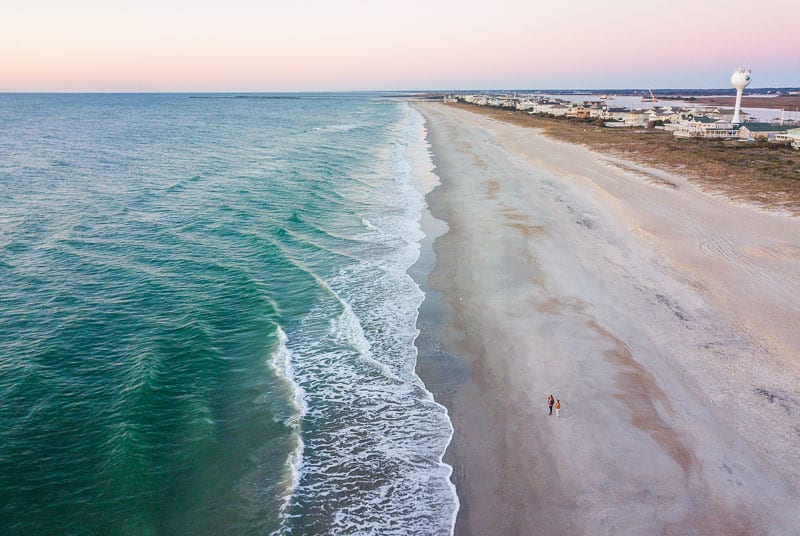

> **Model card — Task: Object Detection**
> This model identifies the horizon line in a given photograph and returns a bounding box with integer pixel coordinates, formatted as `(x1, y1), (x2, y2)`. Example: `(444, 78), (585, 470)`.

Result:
(2, 86), (799, 95)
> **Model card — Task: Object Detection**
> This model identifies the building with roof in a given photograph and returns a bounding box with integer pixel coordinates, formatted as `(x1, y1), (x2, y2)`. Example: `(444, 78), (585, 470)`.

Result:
(601, 107), (628, 122)
(624, 109), (650, 126)
(516, 100), (537, 111)
(672, 116), (739, 138)
(544, 103), (570, 117)
(738, 123), (793, 141)
(775, 127), (800, 149)
(568, 103), (595, 119)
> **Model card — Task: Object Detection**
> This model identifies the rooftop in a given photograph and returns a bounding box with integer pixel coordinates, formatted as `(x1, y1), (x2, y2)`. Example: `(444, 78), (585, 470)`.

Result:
(740, 123), (792, 132)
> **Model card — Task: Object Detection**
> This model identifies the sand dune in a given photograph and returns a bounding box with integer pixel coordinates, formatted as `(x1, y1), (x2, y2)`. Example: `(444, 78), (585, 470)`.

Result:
(413, 101), (800, 536)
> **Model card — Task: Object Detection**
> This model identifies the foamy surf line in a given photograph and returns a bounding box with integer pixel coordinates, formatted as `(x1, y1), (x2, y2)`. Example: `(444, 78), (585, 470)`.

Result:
(267, 101), (458, 535)
(268, 326), (307, 535)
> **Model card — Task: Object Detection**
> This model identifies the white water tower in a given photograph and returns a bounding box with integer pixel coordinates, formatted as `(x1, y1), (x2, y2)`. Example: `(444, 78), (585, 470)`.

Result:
(731, 67), (751, 124)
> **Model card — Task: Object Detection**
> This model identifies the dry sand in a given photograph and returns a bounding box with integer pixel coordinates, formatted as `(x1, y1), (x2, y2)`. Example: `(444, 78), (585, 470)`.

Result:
(412, 101), (800, 536)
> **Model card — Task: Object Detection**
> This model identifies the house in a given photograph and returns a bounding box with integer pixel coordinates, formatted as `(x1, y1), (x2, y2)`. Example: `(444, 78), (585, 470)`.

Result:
(545, 103), (570, 117)
(665, 109), (688, 124)
(624, 109), (649, 126)
(531, 100), (562, 115)
(588, 105), (605, 119)
(516, 100), (536, 111)
(582, 102), (606, 119)
(646, 106), (681, 124)
(775, 127), (800, 149)
(672, 116), (739, 138)
(568, 103), (592, 119)
(738, 123), (792, 141)
(601, 107), (628, 121)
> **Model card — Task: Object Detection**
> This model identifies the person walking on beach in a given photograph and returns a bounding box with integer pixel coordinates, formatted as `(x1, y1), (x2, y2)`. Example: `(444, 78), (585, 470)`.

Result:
(555, 399), (561, 418)
(547, 394), (554, 416)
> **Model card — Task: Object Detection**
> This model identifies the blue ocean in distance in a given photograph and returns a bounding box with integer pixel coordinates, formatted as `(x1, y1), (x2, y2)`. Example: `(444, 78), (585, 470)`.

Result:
(0, 93), (457, 535)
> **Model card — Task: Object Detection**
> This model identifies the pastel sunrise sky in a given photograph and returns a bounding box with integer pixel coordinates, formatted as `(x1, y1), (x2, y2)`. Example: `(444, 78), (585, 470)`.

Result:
(3, 0), (798, 91)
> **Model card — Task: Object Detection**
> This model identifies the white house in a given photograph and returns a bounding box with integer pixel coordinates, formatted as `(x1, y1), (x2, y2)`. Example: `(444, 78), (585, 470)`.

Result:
(672, 116), (739, 138)
(624, 109), (649, 126)
(775, 127), (800, 149)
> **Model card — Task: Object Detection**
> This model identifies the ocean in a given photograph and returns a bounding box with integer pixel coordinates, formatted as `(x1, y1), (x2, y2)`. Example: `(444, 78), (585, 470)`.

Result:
(0, 94), (457, 535)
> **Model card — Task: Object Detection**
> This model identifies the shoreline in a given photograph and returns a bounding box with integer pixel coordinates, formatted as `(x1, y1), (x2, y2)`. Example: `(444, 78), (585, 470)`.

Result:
(412, 101), (800, 535)
(403, 101), (461, 533)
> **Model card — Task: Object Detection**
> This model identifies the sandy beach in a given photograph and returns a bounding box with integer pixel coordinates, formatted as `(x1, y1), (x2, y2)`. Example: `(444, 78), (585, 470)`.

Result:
(412, 101), (800, 535)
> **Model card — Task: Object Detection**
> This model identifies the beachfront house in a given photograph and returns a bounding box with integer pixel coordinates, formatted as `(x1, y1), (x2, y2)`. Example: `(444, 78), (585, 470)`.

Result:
(545, 103), (570, 117)
(588, 104), (606, 119)
(667, 109), (688, 124)
(671, 116), (739, 138)
(567, 103), (592, 119)
(530, 101), (559, 115)
(600, 107), (628, 122)
(645, 109), (665, 124)
(646, 107), (682, 124)
(624, 109), (649, 126)
(738, 123), (793, 141)
(533, 102), (548, 114)
(567, 102), (603, 119)
(775, 127), (800, 149)
(587, 102), (606, 119)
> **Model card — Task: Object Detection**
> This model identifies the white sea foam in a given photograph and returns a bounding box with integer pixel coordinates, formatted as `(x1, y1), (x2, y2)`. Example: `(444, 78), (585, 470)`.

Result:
(328, 297), (403, 383)
(278, 101), (458, 534)
(268, 326), (307, 535)
(360, 216), (381, 233)
(311, 123), (363, 133)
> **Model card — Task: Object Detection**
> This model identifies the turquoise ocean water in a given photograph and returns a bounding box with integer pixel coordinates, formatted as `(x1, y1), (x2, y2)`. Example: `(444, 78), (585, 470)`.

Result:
(0, 94), (456, 535)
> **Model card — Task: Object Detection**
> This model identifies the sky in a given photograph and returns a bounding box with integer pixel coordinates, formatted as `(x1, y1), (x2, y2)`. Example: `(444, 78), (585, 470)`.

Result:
(2, 0), (798, 91)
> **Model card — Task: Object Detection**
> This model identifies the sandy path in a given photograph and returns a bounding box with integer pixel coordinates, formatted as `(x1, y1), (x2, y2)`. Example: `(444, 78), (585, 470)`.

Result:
(413, 102), (800, 536)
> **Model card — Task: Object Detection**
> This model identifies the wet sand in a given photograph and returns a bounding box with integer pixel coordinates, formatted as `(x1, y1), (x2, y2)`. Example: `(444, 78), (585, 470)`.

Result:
(412, 101), (800, 535)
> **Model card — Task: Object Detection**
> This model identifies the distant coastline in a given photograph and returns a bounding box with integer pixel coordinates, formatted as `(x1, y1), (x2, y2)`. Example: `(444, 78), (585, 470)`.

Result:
(416, 89), (800, 110)
(441, 101), (800, 215)
(420, 87), (800, 97)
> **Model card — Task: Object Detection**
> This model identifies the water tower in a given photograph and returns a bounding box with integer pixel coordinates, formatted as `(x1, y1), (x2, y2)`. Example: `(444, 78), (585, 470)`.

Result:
(730, 67), (751, 124)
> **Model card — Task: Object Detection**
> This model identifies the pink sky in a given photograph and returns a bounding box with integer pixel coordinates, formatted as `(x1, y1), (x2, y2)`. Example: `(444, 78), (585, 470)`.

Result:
(2, 0), (798, 91)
